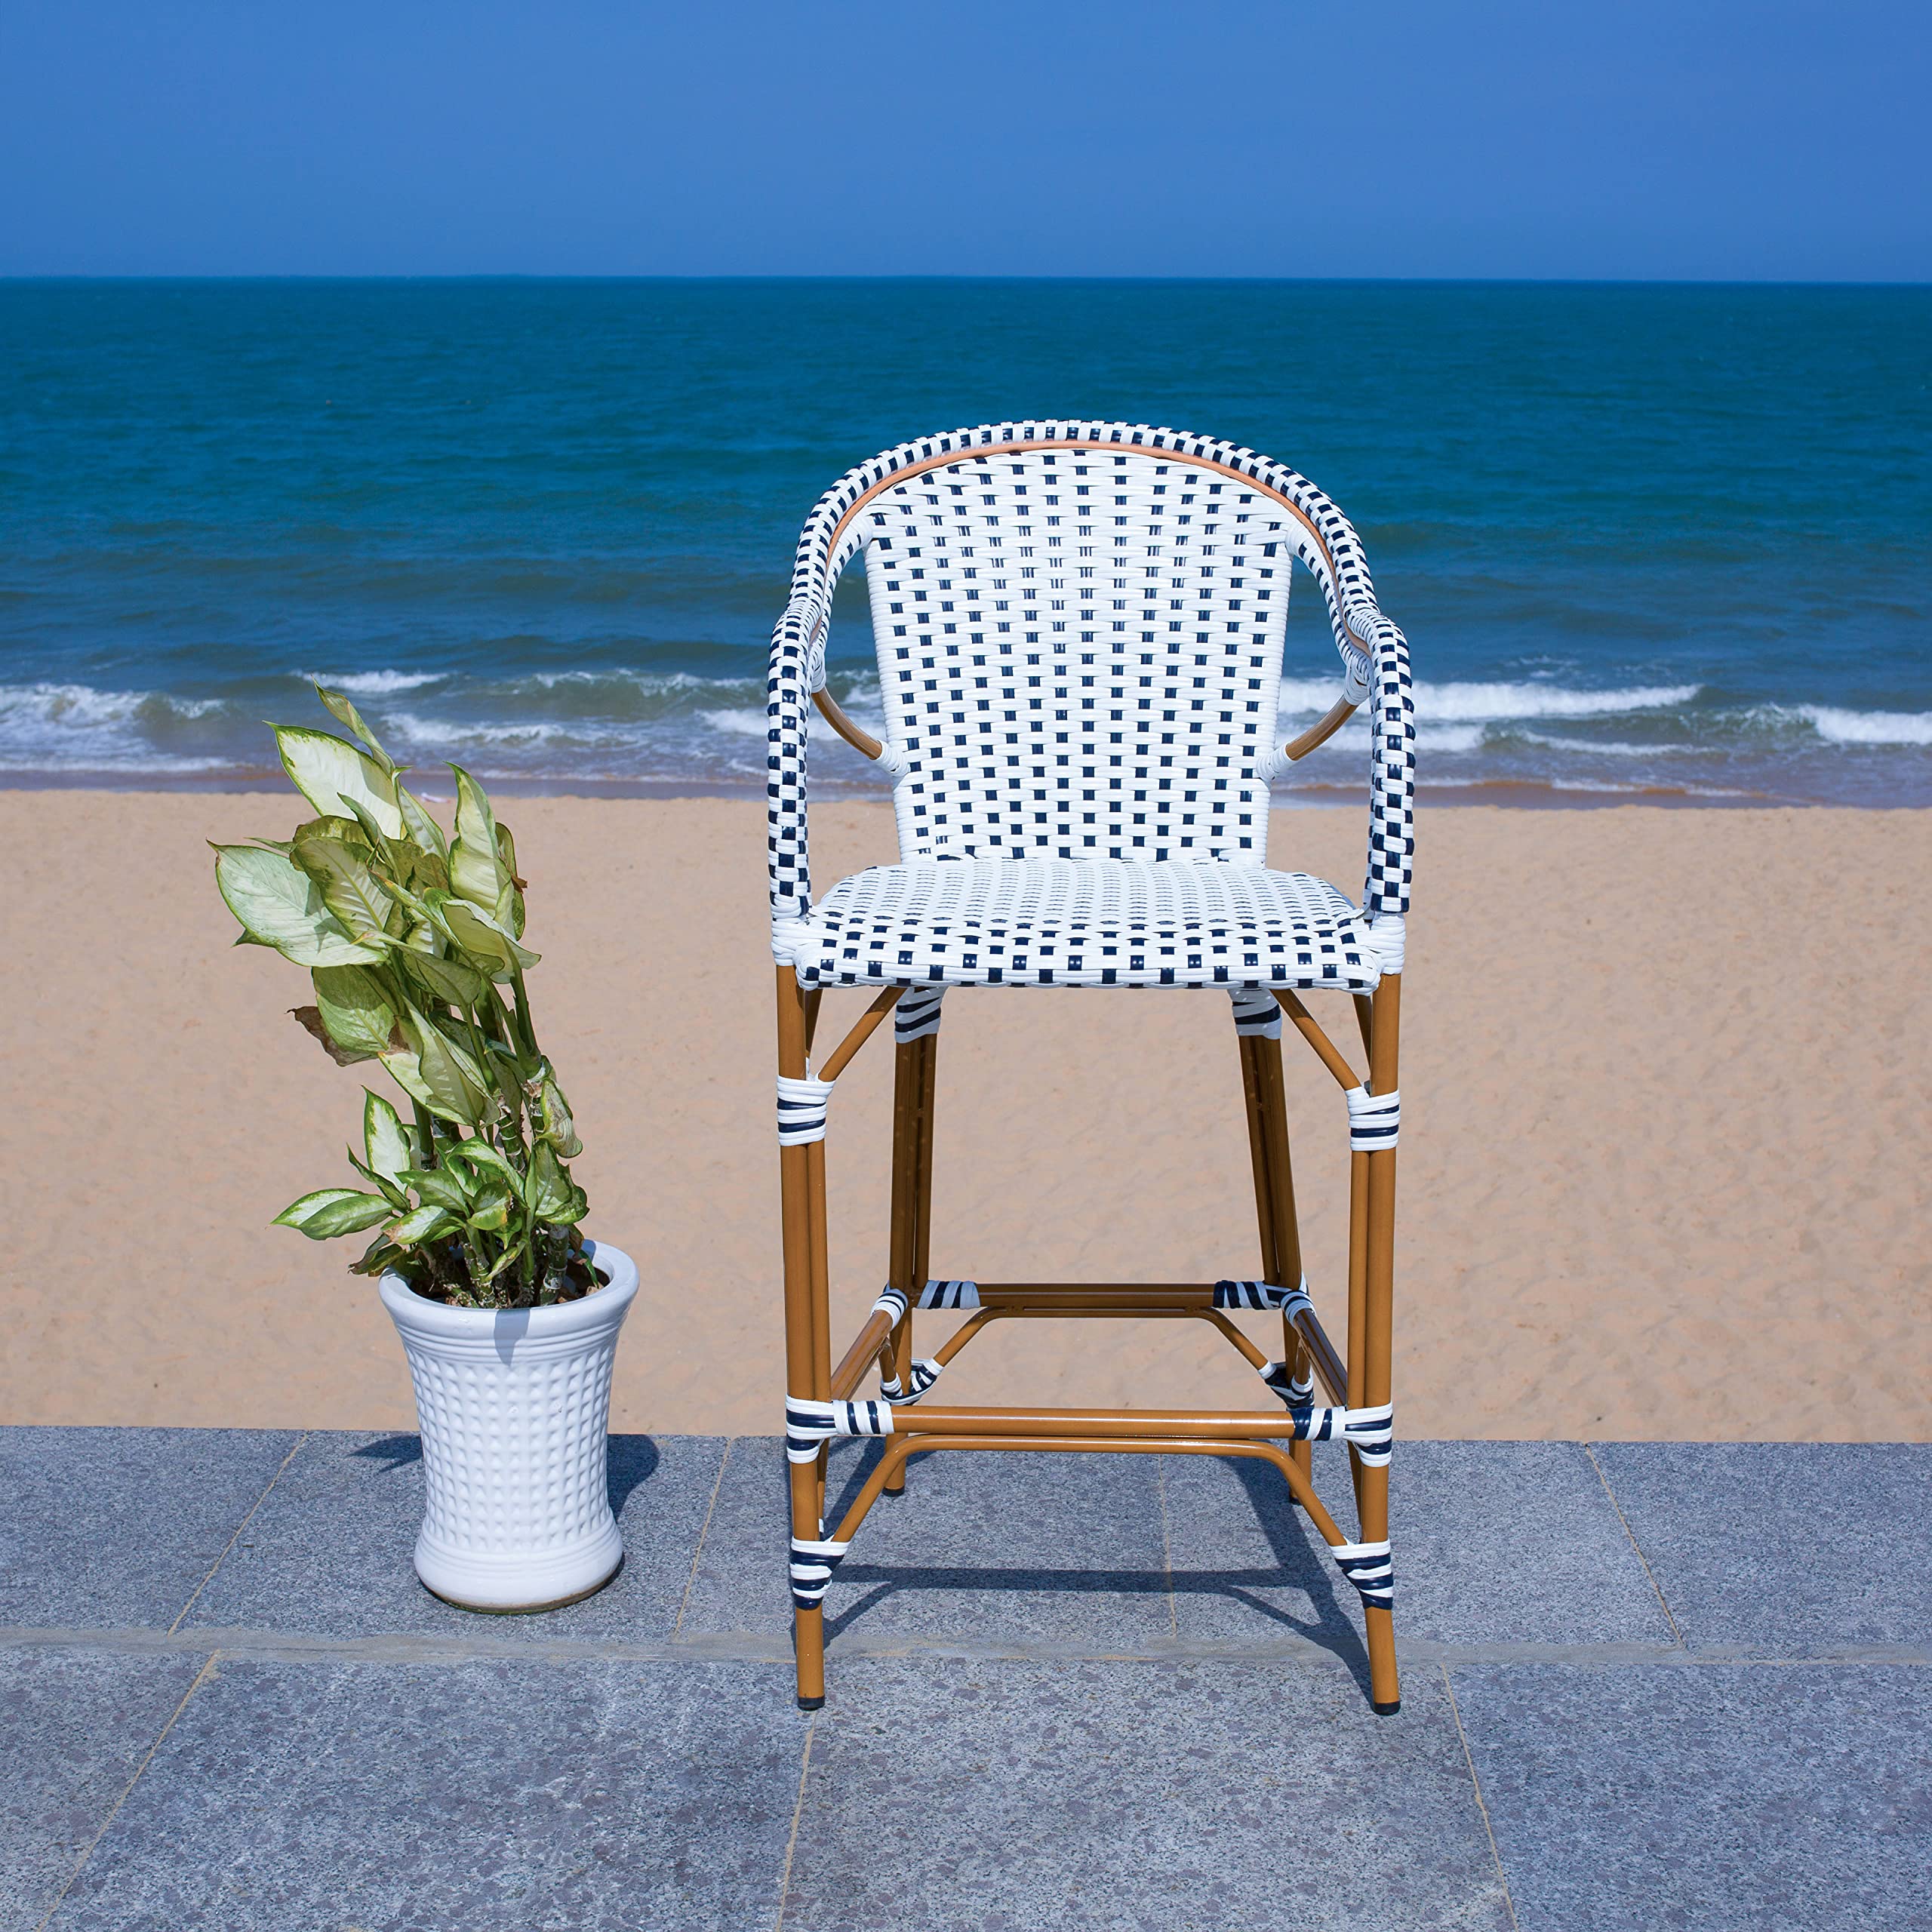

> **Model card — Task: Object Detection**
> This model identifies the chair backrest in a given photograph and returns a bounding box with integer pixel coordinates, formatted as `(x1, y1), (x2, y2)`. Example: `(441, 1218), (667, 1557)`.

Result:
(770, 422), (1414, 937)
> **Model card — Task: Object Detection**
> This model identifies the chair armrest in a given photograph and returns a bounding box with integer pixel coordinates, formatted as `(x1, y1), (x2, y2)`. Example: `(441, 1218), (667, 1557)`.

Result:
(1349, 608), (1415, 930)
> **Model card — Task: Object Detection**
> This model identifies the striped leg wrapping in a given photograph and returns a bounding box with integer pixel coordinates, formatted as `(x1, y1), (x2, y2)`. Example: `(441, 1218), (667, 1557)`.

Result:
(1215, 1277), (1314, 1322)
(916, 1278), (980, 1309)
(1257, 1382), (1395, 1466)
(789, 1534), (851, 1609)
(1259, 1359), (1317, 1406)
(777, 1074), (835, 1146)
(881, 1358), (943, 1404)
(785, 1397), (895, 1464)
(1229, 988), (1283, 1038)
(871, 1286), (909, 1327)
(1334, 1539), (1394, 1611)
(894, 986), (944, 1043)
(1344, 1084), (1400, 1152)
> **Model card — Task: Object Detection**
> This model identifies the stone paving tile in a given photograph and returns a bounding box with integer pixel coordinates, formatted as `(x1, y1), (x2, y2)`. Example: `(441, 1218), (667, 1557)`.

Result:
(0, 1429), (299, 1631)
(46, 1653), (808, 1932)
(1451, 1662), (1932, 1932)
(0, 1647), (210, 1932)
(1592, 1442), (1932, 1655)
(786, 1655), (1512, 1932)
(1165, 1440), (1677, 1654)
(680, 1436), (1176, 1649)
(182, 1431), (727, 1643)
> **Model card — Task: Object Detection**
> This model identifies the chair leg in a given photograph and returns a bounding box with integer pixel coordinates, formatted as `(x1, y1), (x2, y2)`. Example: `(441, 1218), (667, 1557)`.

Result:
(1242, 1029), (1314, 1481)
(883, 1034), (925, 1495)
(1356, 974), (1402, 1715)
(776, 966), (829, 1709)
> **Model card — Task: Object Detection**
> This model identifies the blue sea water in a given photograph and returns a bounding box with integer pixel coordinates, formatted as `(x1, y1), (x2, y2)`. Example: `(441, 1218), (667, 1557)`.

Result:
(2, 278), (1928, 803)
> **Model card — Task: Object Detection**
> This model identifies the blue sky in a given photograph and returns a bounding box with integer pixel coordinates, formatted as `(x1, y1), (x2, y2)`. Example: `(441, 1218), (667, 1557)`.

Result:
(2, 0), (1927, 280)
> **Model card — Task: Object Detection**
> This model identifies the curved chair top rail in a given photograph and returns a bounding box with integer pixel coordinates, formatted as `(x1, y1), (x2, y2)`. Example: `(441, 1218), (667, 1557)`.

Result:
(766, 420), (1415, 937)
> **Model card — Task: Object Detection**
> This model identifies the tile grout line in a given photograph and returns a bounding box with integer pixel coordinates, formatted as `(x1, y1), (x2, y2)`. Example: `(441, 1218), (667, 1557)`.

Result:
(771, 1715), (817, 1932)
(9, 1623), (1930, 1670)
(1583, 1439), (1687, 1647)
(673, 1437), (734, 1638)
(167, 1432), (311, 1637)
(1155, 1457), (1178, 1639)
(34, 1648), (221, 1932)
(1439, 1663), (1522, 1932)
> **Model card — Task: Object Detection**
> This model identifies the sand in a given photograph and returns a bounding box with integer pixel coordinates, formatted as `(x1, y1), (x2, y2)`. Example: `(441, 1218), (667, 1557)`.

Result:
(2, 791), (1926, 1441)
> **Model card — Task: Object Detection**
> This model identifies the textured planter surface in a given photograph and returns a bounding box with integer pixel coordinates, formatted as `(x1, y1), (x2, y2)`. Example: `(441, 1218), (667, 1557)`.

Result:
(379, 1241), (638, 1611)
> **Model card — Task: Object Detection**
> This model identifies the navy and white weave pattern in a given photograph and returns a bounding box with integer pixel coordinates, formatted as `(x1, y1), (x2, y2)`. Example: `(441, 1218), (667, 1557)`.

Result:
(768, 422), (1416, 982)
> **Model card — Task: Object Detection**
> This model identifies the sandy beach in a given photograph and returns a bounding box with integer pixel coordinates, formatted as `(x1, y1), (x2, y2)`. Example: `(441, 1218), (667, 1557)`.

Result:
(2, 790), (1926, 1441)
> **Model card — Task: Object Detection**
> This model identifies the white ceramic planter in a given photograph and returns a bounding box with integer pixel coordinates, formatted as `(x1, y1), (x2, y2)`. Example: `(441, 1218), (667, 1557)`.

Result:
(379, 1240), (638, 1613)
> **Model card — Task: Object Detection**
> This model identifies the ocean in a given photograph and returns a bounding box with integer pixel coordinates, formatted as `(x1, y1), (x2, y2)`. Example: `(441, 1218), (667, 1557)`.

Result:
(2, 278), (1927, 804)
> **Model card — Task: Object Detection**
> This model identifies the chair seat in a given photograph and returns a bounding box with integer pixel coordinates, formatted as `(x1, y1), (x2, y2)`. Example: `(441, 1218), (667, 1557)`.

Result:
(789, 858), (1380, 992)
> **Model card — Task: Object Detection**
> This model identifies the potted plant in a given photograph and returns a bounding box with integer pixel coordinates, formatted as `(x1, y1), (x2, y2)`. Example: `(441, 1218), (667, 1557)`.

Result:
(213, 684), (637, 1612)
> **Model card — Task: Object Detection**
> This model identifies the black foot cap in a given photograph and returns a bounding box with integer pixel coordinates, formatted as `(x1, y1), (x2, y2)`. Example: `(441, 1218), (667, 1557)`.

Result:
(1372, 1699), (1401, 1717)
(798, 1695), (825, 1712)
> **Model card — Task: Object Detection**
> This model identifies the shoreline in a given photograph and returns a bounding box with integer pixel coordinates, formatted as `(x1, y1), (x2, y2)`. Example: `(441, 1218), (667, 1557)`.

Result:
(0, 771), (1884, 809)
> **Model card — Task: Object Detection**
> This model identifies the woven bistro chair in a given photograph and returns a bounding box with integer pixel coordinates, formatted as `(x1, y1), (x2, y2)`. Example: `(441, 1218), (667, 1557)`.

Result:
(768, 420), (1414, 1713)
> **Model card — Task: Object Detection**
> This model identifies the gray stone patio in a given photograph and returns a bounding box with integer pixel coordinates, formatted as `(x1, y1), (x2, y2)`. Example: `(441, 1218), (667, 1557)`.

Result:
(2, 1429), (1927, 1930)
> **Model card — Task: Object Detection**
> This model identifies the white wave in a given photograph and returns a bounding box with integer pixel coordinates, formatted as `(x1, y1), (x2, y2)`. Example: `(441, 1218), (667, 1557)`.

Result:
(1276, 677), (1699, 723)
(699, 706), (884, 745)
(0, 682), (236, 772)
(1417, 724), (1485, 753)
(1796, 704), (1932, 747)
(385, 711), (580, 749)
(298, 669), (445, 695)
(1417, 681), (1698, 721)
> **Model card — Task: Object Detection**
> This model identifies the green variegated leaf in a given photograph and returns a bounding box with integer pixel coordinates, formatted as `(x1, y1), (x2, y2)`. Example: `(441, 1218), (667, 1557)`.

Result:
(395, 945), (488, 1008)
(449, 765), (509, 911)
(349, 1235), (405, 1277)
(536, 1075), (582, 1158)
(397, 784), (448, 860)
(272, 1188), (392, 1239)
(398, 1164), (472, 1213)
(401, 1011), (490, 1125)
(465, 1186), (515, 1233)
(361, 1091), (412, 1183)
(386, 1203), (460, 1247)
(443, 1138), (522, 1189)
(314, 684), (398, 774)
(346, 1146), (409, 1211)
(523, 1141), (583, 1223)
(493, 822), (525, 935)
(339, 797), (404, 872)
(378, 1047), (435, 1115)
(292, 832), (395, 944)
(273, 725), (405, 838)
(289, 1004), (375, 1066)
(311, 964), (398, 1059)
(480, 1236), (531, 1285)
(426, 891), (540, 975)
(214, 845), (385, 968)
(405, 843), (450, 895)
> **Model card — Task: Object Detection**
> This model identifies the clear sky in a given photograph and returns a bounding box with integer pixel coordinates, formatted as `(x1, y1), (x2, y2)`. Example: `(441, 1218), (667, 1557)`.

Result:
(3, 0), (1927, 280)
